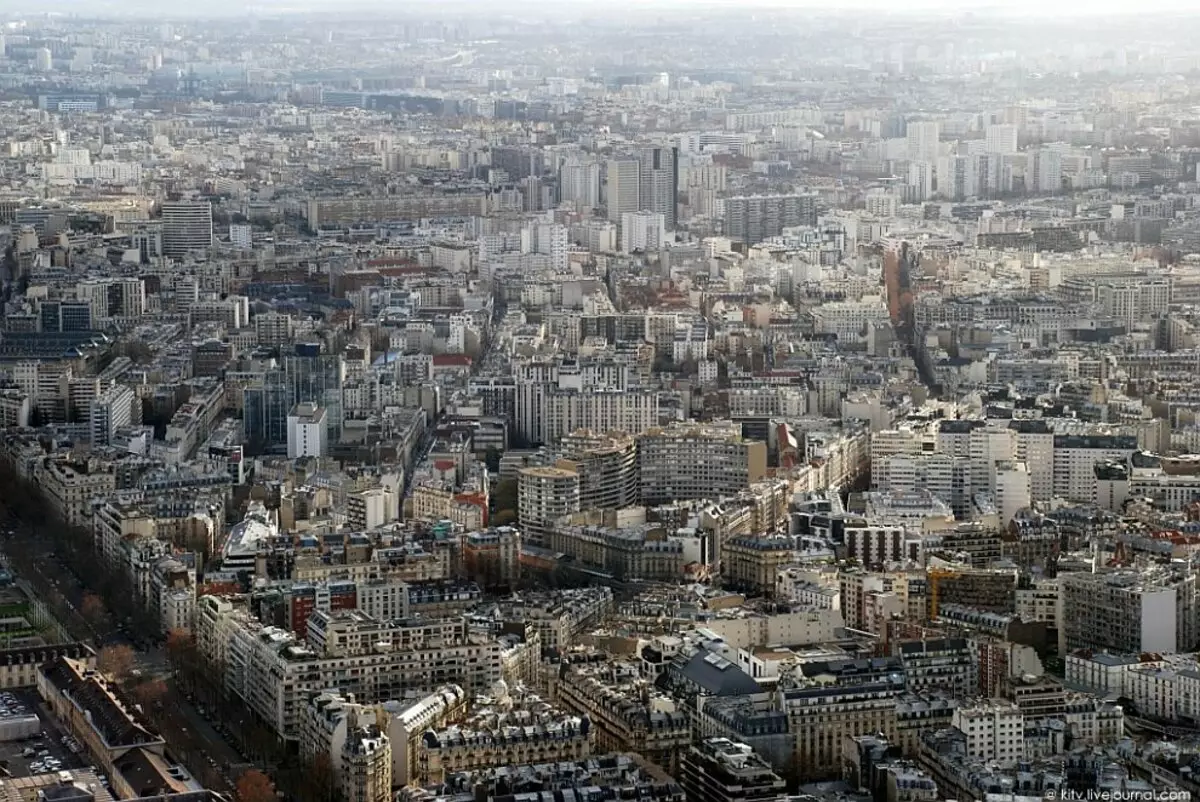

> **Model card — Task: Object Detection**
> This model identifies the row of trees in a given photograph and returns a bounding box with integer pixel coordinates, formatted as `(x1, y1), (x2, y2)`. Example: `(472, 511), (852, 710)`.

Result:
(164, 627), (336, 802)
(0, 458), (343, 802)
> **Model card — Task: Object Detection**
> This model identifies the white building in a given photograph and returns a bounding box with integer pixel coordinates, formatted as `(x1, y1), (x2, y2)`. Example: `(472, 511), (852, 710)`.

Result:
(620, 211), (667, 254)
(991, 461), (1031, 525)
(906, 121), (941, 163)
(985, 124), (1018, 155)
(287, 403), (328, 459)
(952, 702), (1024, 766)
(230, 224), (253, 249)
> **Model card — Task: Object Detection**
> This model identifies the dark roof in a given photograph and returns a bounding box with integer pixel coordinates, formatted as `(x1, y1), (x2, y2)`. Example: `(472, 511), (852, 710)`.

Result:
(40, 657), (160, 750)
(668, 650), (763, 696)
(898, 638), (969, 656)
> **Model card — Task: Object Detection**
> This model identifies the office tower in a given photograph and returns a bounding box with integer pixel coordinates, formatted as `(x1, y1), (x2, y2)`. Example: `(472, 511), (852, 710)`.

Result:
(936, 155), (976, 200)
(638, 146), (679, 229)
(160, 201), (213, 257)
(34, 48), (52, 72)
(606, 158), (641, 224)
(245, 346), (345, 449)
(40, 300), (93, 332)
(620, 211), (667, 253)
(985, 124), (1018, 155)
(723, 194), (817, 245)
(1028, 149), (1063, 193)
(559, 158), (602, 209)
(905, 161), (934, 202)
(906, 120), (940, 163)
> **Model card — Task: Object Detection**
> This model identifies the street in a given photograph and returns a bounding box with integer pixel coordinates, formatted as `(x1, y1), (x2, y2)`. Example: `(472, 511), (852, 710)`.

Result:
(0, 505), (241, 795)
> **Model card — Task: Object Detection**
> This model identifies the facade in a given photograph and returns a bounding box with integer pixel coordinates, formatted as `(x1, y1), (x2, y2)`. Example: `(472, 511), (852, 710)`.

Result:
(637, 423), (768, 505)
(517, 466), (581, 547)
(723, 194), (818, 245)
(781, 658), (906, 781)
(160, 201), (213, 257)
(1060, 568), (1196, 654)
(287, 402), (328, 459)
(951, 701), (1024, 766)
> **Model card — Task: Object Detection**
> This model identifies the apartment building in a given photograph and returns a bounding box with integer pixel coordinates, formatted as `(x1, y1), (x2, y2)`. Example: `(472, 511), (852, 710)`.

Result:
(1060, 568), (1197, 654)
(637, 423), (767, 506)
(722, 537), (794, 596)
(897, 638), (976, 699)
(37, 457), (117, 528)
(780, 657), (906, 781)
(556, 429), (639, 511)
(385, 687), (468, 785)
(517, 466), (581, 547)
(218, 610), (501, 740)
(343, 725), (391, 802)
(951, 702), (1024, 767)
(555, 657), (690, 773)
(418, 710), (591, 785)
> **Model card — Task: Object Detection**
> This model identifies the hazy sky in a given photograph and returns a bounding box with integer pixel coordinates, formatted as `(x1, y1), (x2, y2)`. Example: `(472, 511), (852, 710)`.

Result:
(4, 0), (1200, 17)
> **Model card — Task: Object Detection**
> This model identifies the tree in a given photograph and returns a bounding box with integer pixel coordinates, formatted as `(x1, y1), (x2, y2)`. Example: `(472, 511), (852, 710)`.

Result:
(492, 509), (517, 527)
(97, 644), (136, 684)
(492, 478), (518, 514)
(236, 769), (276, 802)
(298, 752), (335, 802)
(166, 628), (196, 666)
(132, 679), (168, 710)
(81, 594), (106, 627)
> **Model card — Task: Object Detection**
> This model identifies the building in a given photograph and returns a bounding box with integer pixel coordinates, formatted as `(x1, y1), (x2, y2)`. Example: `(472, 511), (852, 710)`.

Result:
(342, 725), (391, 802)
(460, 527), (522, 589)
(638, 146), (679, 230)
(287, 403), (328, 459)
(985, 124), (1018, 155)
(346, 488), (395, 531)
(781, 657), (906, 781)
(898, 638), (975, 699)
(557, 430), (640, 512)
(906, 121), (940, 163)
(418, 710), (591, 785)
(89, 385), (136, 448)
(723, 194), (818, 245)
(1060, 568), (1196, 654)
(159, 201), (213, 257)
(34, 48), (52, 72)
(637, 423), (768, 505)
(679, 738), (786, 802)
(606, 158), (641, 224)
(951, 701), (1024, 766)
(620, 211), (667, 253)
(517, 466), (581, 547)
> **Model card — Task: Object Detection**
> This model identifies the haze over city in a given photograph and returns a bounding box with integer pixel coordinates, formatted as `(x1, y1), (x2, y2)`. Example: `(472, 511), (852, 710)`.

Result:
(0, 5), (1195, 802)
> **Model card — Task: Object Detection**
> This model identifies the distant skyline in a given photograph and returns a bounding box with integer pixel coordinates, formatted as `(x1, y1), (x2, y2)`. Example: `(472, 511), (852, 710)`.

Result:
(2, 0), (1200, 18)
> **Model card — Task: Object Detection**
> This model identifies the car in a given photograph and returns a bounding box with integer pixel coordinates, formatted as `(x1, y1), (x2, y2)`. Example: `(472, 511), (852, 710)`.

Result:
(21, 748), (34, 758)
